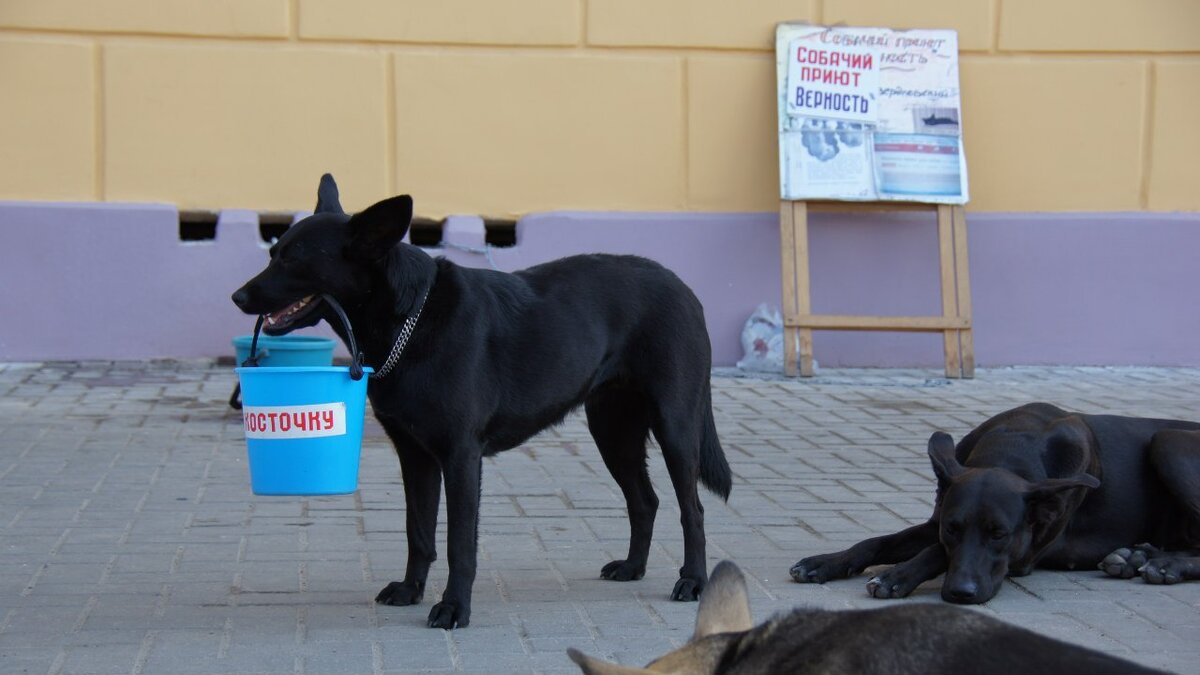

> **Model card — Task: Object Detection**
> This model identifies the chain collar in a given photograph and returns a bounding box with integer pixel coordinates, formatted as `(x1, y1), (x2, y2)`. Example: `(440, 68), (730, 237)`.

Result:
(371, 290), (430, 380)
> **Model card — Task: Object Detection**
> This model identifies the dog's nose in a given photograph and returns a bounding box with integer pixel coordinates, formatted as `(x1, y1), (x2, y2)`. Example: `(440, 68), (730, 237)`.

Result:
(944, 581), (979, 603)
(231, 289), (250, 309)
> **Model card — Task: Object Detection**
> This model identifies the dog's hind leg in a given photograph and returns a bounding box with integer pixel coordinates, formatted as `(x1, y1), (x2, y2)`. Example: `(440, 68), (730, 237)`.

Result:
(1099, 543), (1200, 583)
(376, 447), (442, 607)
(1100, 430), (1200, 584)
(651, 403), (710, 601)
(586, 387), (658, 584)
(1129, 547), (1200, 584)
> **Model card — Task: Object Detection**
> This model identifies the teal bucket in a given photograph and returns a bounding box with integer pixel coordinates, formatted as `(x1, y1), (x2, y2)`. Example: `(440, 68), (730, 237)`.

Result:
(228, 335), (336, 410)
(232, 334), (336, 368)
(234, 296), (371, 496)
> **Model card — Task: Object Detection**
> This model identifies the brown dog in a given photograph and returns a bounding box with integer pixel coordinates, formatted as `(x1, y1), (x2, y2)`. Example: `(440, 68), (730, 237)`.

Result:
(568, 560), (1166, 674)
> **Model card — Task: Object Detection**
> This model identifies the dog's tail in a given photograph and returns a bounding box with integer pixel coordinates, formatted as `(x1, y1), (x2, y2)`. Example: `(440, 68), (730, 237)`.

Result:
(699, 385), (732, 501)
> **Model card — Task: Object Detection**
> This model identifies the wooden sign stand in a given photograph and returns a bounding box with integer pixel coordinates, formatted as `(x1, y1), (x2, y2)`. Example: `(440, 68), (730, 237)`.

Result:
(779, 200), (974, 379)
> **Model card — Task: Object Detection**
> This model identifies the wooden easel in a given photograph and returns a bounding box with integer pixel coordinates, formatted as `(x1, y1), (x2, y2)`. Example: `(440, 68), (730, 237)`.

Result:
(778, 200), (974, 378)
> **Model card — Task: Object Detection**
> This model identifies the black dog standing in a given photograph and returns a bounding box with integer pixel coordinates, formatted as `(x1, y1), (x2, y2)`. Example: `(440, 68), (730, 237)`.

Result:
(233, 175), (732, 628)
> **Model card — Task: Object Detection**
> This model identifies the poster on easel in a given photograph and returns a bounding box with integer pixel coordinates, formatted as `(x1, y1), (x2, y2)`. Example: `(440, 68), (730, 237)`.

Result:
(776, 23), (969, 204)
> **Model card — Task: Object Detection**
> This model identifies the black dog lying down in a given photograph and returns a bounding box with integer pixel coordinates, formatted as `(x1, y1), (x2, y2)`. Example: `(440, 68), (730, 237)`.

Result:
(792, 403), (1200, 603)
(569, 561), (1166, 674)
(232, 176), (731, 628)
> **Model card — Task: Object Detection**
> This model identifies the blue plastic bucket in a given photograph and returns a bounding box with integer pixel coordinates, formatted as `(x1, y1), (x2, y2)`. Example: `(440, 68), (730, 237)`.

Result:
(233, 296), (371, 496)
(235, 365), (372, 495)
(232, 334), (336, 368)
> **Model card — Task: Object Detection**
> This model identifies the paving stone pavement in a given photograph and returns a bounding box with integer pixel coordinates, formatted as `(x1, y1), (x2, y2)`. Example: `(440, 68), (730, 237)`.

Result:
(2, 360), (1199, 674)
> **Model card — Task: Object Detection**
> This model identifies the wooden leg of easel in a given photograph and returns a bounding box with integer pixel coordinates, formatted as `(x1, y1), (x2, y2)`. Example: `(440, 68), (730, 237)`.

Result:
(779, 201), (799, 377)
(952, 205), (974, 378)
(780, 201), (815, 377)
(794, 203), (814, 376)
(798, 329), (815, 377)
(783, 330), (800, 376)
(937, 205), (964, 379)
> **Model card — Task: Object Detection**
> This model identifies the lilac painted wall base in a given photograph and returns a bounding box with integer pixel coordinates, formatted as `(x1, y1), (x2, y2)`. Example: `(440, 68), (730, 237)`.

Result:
(1, 201), (1197, 368)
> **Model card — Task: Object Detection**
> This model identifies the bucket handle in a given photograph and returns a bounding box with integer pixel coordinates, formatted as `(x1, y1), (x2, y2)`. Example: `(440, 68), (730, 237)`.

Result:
(228, 315), (268, 410)
(242, 294), (365, 381)
(319, 294), (365, 381)
(241, 315), (267, 368)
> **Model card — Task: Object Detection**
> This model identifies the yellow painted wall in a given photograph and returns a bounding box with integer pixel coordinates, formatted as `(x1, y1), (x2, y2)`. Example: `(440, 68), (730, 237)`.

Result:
(0, 0), (1196, 215)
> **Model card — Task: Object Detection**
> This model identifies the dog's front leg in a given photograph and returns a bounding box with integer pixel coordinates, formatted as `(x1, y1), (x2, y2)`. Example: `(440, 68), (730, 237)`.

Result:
(791, 520), (939, 584)
(376, 448), (442, 607)
(865, 543), (948, 598)
(427, 449), (482, 629)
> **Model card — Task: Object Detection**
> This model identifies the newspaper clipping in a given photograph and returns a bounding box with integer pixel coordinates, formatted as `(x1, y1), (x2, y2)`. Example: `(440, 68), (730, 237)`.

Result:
(776, 24), (969, 204)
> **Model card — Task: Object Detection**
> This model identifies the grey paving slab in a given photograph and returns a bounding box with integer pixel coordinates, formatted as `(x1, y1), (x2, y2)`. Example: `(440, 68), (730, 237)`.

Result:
(1, 361), (1199, 674)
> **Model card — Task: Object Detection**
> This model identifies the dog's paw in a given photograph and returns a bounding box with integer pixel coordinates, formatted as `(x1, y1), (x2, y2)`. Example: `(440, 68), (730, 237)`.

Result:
(1103, 543), (1199, 584)
(427, 601), (469, 629)
(865, 572), (917, 599)
(1098, 543), (1161, 579)
(600, 559), (646, 582)
(1139, 556), (1195, 585)
(790, 554), (856, 584)
(1098, 548), (1142, 579)
(375, 580), (425, 606)
(670, 577), (703, 602)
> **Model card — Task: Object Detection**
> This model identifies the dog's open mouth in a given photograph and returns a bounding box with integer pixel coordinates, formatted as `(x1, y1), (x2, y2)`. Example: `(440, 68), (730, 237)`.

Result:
(263, 295), (322, 334)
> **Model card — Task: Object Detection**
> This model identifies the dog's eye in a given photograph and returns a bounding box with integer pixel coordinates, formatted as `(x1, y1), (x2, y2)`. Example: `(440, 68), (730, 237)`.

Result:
(943, 522), (962, 538)
(989, 529), (1008, 540)
(271, 249), (296, 267)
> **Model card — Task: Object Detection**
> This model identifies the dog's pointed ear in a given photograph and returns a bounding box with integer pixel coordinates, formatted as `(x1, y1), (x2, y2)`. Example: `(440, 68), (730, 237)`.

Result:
(314, 173), (344, 214)
(346, 194), (413, 261)
(1022, 473), (1099, 528)
(928, 431), (965, 483)
(694, 561), (753, 639)
(1023, 473), (1100, 500)
(566, 649), (654, 675)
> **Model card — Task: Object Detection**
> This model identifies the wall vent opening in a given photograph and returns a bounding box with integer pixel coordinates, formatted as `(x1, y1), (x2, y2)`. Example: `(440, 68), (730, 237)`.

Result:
(484, 218), (517, 248)
(409, 217), (443, 247)
(258, 213), (294, 244)
(179, 211), (218, 241)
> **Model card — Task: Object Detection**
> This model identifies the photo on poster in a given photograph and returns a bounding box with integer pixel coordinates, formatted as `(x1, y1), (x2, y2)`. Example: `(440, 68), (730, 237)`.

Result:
(781, 126), (872, 201)
(873, 134), (964, 198)
(912, 106), (961, 136)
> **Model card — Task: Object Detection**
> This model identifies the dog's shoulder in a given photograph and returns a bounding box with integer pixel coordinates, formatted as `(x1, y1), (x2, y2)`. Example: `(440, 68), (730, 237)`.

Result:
(715, 605), (955, 673)
(517, 253), (671, 280)
(436, 258), (533, 303)
(984, 402), (1076, 429)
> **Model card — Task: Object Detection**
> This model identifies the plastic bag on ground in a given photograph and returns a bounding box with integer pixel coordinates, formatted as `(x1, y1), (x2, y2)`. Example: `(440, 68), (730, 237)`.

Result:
(736, 304), (784, 374)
